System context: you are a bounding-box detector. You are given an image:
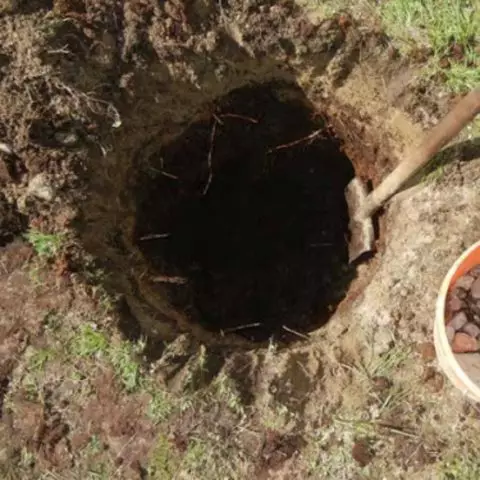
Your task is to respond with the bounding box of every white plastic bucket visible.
[434,240,480,402]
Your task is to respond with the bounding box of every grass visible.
[380,0,479,92]
[148,434,180,480]
[212,373,245,416]
[70,324,148,392]
[440,454,480,479]
[147,387,174,423]
[24,229,65,259]
[71,324,109,359]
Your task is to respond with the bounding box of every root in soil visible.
[134,82,356,342]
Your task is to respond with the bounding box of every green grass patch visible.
[108,340,144,392]
[380,0,479,92]
[148,434,181,480]
[24,229,65,259]
[440,454,480,479]
[147,387,174,423]
[71,324,109,358]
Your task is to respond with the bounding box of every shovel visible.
[345,88,480,263]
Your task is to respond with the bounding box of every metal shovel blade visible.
[345,177,375,263]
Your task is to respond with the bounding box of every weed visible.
[440,454,480,479]
[212,373,244,416]
[87,435,103,455]
[148,434,180,480]
[263,403,292,431]
[109,340,143,392]
[146,387,173,423]
[86,463,110,480]
[20,448,35,469]
[71,324,109,359]
[25,229,64,259]
[29,348,56,372]
[43,310,62,333]
[181,438,210,475]
[367,344,411,379]
[305,431,359,479]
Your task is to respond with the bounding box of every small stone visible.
[449,311,468,331]
[352,440,374,467]
[54,131,79,147]
[471,277,480,300]
[448,296,465,313]
[423,366,435,382]
[469,265,480,278]
[452,286,468,300]
[455,275,475,291]
[372,376,391,391]
[445,325,455,344]
[417,342,436,361]
[428,372,444,393]
[462,323,480,338]
[27,173,55,202]
[452,333,479,354]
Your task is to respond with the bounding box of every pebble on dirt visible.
[352,440,374,467]
[27,173,55,202]
[417,342,436,362]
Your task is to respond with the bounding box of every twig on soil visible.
[219,113,258,123]
[221,322,262,335]
[158,157,179,180]
[151,275,187,285]
[282,325,310,340]
[139,233,171,241]
[202,120,218,195]
[267,128,325,153]
[212,113,224,125]
[160,170,179,180]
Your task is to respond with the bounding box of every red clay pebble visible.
[372,376,392,391]
[470,265,480,277]
[446,325,455,344]
[455,275,475,291]
[471,277,480,300]
[452,286,468,300]
[448,296,465,313]
[452,333,479,353]
[417,342,436,361]
[462,323,480,338]
[449,311,468,331]
[352,440,374,467]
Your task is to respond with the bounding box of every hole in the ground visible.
[134,82,356,343]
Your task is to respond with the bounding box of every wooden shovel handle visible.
[363,89,480,217]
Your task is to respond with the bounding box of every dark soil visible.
[134,82,356,342]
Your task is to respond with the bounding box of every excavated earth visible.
[0,0,480,478]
